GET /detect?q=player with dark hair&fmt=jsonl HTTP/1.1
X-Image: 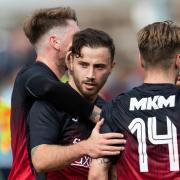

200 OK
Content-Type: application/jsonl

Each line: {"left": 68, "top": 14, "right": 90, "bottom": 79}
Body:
{"left": 28, "top": 28, "right": 126, "bottom": 180}
{"left": 89, "top": 21, "right": 180, "bottom": 179}
{"left": 9, "top": 7, "right": 124, "bottom": 180}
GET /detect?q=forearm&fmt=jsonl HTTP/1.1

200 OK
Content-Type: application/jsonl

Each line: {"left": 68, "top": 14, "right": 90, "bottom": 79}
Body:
{"left": 109, "top": 165, "right": 117, "bottom": 180}
{"left": 26, "top": 77, "right": 93, "bottom": 119}
{"left": 88, "top": 158, "right": 110, "bottom": 180}
{"left": 31, "top": 141, "right": 88, "bottom": 172}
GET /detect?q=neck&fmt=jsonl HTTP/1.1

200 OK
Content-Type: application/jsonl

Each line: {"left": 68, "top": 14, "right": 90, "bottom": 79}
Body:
{"left": 85, "top": 95, "right": 98, "bottom": 103}
{"left": 144, "top": 68, "right": 176, "bottom": 84}
{"left": 36, "top": 55, "right": 65, "bottom": 79}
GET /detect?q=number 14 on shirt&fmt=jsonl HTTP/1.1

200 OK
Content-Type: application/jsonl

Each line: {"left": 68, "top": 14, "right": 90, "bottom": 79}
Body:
{"left": 128, "top": 116, "right": 179, "bottom": 172}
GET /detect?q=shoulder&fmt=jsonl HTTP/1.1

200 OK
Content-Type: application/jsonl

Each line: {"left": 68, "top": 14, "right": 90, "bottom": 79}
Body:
{"left": 14, "top": 64, "right": 38, "bottom": 84}
{"left": 111, "top": 86, "right": 141, "bottom": 104}
{"left": 31, "top": 100, "right": 57, "bottom": 113}
{"left": 28, "top": 100, "right": 65, "bottom": 128}
{"left": 30, "top": 100, "right": 67, "bottom": 120}
{"left": 102, "top": 89, "right": 135, "bottom": 113}
{"left": 29, "top": 100, "right": 57, "bottom": 120}
{"left": 24, "top": 63, "right": 47, "bottom": 77}
{"left": 18, "top": 62, "right": 52, "bottom": 80}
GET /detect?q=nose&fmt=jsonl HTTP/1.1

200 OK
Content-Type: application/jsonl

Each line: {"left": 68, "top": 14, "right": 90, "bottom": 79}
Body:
{"left": 86, "top": 67, "right": 95, "bottom": 80}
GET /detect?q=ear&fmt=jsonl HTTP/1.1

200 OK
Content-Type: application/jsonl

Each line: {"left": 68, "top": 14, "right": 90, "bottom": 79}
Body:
{"left": 65, "top": 51, "right": 73, "bottom": 71}
{"left": 110, "top": 60, "right": 116, "bottom": 73}
{"left": 138, "top": 52, "right": 145, "bottom": 69}
{"left": 175, "top": 54, "right": 180, "bottom": 87}
{"left": 49, "top": 36, "right": 61, "bottom": 50}
{"left": 175, "top": 54, "right": 180, "bottom": 68}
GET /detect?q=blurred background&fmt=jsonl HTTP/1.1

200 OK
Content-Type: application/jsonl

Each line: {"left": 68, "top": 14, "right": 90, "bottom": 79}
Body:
{"left": 0, "top": 0, "right": 179, "bottom": 179}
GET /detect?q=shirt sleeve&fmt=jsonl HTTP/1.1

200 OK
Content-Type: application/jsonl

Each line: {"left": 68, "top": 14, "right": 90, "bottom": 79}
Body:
{"left": 27, "top": 100, "right": 63, "bottom": 149}
{"left": 100, "top": 100, "right": 120, "bottom": 134}
{"left": 100, "top": 99, "right": 123, "bottom": 164}
{"left": 25, "top": 73, "right": 94, "bottom": 120}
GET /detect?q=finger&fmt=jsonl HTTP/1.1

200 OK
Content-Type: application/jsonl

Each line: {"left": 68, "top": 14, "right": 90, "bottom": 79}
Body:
{"left": 101, "top": 145, "right": 125, "bottom": 152}
{"left": 94, "top": 118, "right": 104, "bottom": 131}
{"left": 102, "top": 132, "right": 124, "bottom": 139}
{"left": 100, "top": 150, "right": 122, "bottom": 156}
{"left": 104, "top": 139, "right": 126, "bottom": 145}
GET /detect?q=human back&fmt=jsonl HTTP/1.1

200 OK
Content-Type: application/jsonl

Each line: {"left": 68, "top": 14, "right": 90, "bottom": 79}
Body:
{"left": 104, "top": 83, "right": 180, "bottom": 179}
{"left": 109, "top": 21, "right": 180, "bottom": 179}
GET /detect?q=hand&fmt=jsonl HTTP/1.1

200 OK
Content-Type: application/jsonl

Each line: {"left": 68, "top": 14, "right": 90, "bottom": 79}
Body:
{"left": 85, "top": 119, "right": 126, "bottom": 158}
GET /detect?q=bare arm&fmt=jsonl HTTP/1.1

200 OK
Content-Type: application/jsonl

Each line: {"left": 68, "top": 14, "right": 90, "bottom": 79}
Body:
{"left": 109, "top": 165, "right": 117, "bottom": 180}
{"left": 31, "top": 142, "right": 88, "bottom": 172}
{"left": 31, "top": 120, "right": 125, "bottom": 172}
{"left": 88, "top": 158, "right": 111, "bottom": 180}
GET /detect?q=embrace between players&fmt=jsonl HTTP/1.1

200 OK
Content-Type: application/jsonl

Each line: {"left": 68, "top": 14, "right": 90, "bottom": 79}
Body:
{"left": 9, "top": 6, "right": 180, "bottom": 180}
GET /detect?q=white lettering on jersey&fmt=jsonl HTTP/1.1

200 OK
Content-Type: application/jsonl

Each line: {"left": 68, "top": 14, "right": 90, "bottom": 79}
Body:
{"left": 71, "top": 138, "right": 91, "bottom": 168}
{"left": 128, "top": 116, "right": 179, "bottom": 172}
{"left": 128, "top": 118, "right": 148, "bottom": 172}
{"left": 71, "top": 156, "right": 91, "bottom": 168}
{"left": 129, "top": 95, "right": 175, "bottom": 111}
{"left": 148, "top": 116, "right": 179, "bottom": 171}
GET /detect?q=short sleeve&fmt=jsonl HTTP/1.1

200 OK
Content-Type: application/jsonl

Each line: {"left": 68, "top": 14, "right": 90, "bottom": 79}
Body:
{"left": 27, "top": 100, "right": 63, "bottom": 149}
{"left": 100, "top": 101, "right": 115, "bottom": 133}
{"left": 100, "top": 98, "right": 123, "bottom": 134}
{"left": 100, "top": 100, "right": 123, "bottom": 164}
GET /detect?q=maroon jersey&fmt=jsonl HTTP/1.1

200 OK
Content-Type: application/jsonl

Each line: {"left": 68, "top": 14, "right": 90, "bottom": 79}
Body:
{"left": 47, "top": 165, "right": 89, "bottom": 180}
{"left": 9, "top": 61, "right": 93, "bottom": 180}
{"left": 101, "top": 84, "right": 180, "bottom": 179}
{"left": 28, "top": 95, "right": 105, "bottom": 180}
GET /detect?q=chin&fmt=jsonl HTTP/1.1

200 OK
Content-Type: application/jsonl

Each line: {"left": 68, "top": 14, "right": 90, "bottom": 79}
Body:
{"left": 82, "top": 91, "right": 96, "bottom": 98}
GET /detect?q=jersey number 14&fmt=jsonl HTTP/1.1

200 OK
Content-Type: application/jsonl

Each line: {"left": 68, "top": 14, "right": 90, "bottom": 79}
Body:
{"left": 128, "top": 116, "right": 179, "bottom": 172}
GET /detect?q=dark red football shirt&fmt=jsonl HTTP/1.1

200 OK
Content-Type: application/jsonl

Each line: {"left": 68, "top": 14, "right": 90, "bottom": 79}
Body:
{"left": 9, "top": 61, "right": 93, "bottom": 180}
{"left": 28, "top": 95, "right": 105, "bottom": 180}
{"left": 101, "top": 84, "right": 180, "bottom": 179}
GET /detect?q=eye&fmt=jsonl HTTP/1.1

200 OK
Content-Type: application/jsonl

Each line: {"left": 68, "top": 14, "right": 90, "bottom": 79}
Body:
{"left": 79, "top": 62, "right": 88, "bottom": 68}
{"left": 95, "top": 64, "right": 106, "bottom": 70}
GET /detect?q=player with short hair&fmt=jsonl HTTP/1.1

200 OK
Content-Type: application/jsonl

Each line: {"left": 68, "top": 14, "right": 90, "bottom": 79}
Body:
{"left": 28, "top": 28, "right": 126, "bottom": 180}
{"left": 89, "top": 21, "right": 180, "bottom": 179}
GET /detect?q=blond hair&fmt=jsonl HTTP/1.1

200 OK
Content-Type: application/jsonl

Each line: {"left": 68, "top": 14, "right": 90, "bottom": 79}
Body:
{"left": 137, "top": 21, "right": 180, "bottom": 69}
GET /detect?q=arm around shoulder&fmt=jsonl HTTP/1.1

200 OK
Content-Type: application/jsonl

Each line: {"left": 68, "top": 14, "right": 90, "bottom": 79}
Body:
{"left": 25, "top": 74, "right": 94, "bottom": 119}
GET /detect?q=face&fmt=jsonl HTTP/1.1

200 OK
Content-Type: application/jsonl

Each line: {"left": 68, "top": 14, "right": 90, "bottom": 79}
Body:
{"left": 69, "top": 46, "right": 115, "bottom": 101}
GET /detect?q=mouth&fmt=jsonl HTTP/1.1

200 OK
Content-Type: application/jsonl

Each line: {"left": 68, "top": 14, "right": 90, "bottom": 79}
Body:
{"left": 84, "top": 82, "right": 96, "bottom": 90}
